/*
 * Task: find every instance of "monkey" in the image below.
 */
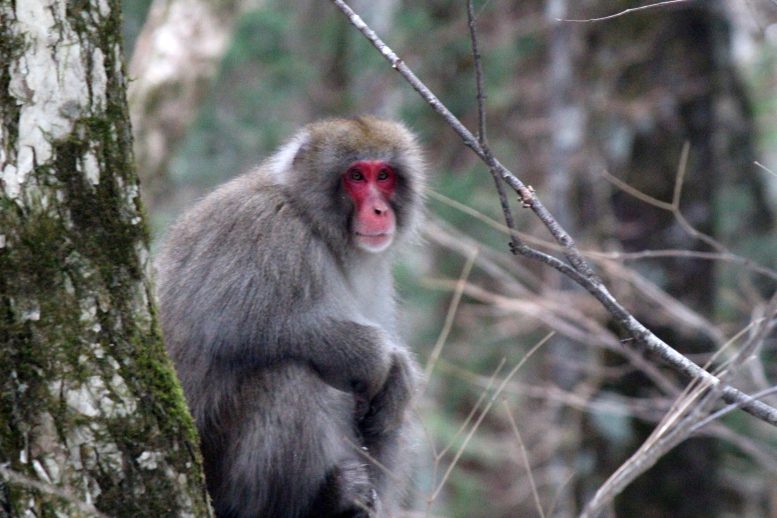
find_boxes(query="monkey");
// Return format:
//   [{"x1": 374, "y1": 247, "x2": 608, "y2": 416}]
[{"x1": 154, "y1": 116, "x2": 425, "y2": 518}]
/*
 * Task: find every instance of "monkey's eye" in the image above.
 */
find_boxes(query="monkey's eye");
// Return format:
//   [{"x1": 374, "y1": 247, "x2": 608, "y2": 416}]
[
  {"x1": 377, "y1": 169, "x2": 391, "y2": 181},
  {"x1": 348, "y1": 169, "x2": 365, "y2": 181}
]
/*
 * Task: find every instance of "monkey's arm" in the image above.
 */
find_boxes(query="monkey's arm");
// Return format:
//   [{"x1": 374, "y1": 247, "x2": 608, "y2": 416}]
[
  {"x1": 176, "y1": 274, "x2": 394, "y2": 401},
  {"x1": 265, "y1": 315, "x2": 394, "y2": 400},
  {"x1": 168, "y1": 287, "x2": 394, "y2": 403}
]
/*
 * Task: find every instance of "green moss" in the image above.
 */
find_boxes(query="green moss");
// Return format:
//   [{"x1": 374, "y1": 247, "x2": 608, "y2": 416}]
[
  {"x1": 0, "y1": 206, "x2": 85, "y2": 516},
  {"x1": 53, "y1": 136, "x2": 143, "y2": 277}
]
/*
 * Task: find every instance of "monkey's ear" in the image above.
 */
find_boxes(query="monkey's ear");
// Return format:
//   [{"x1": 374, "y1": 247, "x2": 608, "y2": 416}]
[
  {"x1": 267, "y1": 132, "x2": 311, "y2": 183},
  {"x1": 291, "y1": 140, "x2": 311, "y2": 168}
]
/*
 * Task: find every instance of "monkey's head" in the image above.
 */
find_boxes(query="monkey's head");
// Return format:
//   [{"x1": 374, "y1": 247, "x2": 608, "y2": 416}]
[{"x1": 272, "y1": 116, "x2": 425, "y2": 255}]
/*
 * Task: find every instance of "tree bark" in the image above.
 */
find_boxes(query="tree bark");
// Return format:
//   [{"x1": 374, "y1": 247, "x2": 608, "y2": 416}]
[{"x1": 0, "y1": 0, "x2": 212, "y2": 515}]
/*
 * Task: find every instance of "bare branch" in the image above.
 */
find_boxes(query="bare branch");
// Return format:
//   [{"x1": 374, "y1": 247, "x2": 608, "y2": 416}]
[
  {"x1": 429, "y1": 333, "x2": 552, "y2": 502},
  {"x1": 437, "y1": 360, "x2": 504, "y2": 463},
  {"x1": 502, "y1": 400, "x2": 546, "y2": 518},
  {"x1": 466, "y1": 0, "x2": 487, "y2": 146},
  {"x1": 602, "y1": 146, "x2": 777, "y2": 265},
  {"x1": 558, "y1": 0, "x2": 691, "y2": 23},
  {"x1": 425, "y1": 358, "x2": 506, "y2": 513},
  {"x1": 600, "y1": 169, "x2": 674, "y2": 211},
  {"x1": 329, "y1": 0, "x2": 777, "y2": 427},
  {"x1": 424, "y1": 250, "x2": 479, "y2": 382},
  {"x1": 429, "y1": 189, "x2": 777, "y2": 281},
  {"x1": 595, "y1": 249, "x2": 777, "y2": 281},
  {"x1": 691, "y1": 385, "x2": 777, "y2": 434},
  {"x1": 467, "y1": 0, "x2": 523, "y2": 259},
  {"x1": 583, "y1": 295, "x2": 777, "y2": 515},
  {"x1": 755, "y1": 160, "x2": 777, "y2": 178}
]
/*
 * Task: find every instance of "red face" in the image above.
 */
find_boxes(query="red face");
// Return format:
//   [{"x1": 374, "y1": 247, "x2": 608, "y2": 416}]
[{"x1": 342, "y1": 160, "x2": 398, "y2": 253}]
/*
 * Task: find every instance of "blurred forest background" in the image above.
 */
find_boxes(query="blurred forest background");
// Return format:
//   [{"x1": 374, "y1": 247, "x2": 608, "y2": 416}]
[{"x1": 123, "y1": 0, "x2": 777, "y2": 516}]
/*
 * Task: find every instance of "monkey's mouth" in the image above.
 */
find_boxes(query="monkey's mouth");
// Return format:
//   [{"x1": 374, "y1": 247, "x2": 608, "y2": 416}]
[{"x1": 354, "y1": 232, "x2": 394, "y2": 252}]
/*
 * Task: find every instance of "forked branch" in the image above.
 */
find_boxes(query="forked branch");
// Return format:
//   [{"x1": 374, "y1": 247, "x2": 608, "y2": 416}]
[{"x1": 329, "y1": 0, "x2": 777, "y2": 427}]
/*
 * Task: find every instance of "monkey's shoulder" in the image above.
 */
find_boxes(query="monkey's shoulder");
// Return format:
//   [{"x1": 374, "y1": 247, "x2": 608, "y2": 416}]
[
  {"x1": 162, "y1": 174, "x2": 332, "y2": 287},
  {"x1": 171, "y1": 174, "x2": 310, "y2": 241}
]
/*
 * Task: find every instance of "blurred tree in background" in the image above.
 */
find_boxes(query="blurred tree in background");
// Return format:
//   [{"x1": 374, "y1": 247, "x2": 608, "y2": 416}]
[{"x1": 125, "y1": 0, "x2": 777, "y2": 516}]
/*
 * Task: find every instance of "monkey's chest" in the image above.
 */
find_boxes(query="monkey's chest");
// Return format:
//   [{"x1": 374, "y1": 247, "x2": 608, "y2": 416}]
[{"x1": 346, "y1": 269, "x2": 396, "y2": 332}]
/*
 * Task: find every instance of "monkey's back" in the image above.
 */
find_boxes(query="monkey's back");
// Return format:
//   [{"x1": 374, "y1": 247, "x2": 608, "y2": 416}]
[
  {"x1": 154, "y1": 168, "x2": 365, "y2": 517},
  {"x1": 154, "y1": 169, "x2": 332, "y2": 414}
]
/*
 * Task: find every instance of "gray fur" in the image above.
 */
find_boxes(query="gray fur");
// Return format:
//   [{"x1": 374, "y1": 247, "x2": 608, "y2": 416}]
[{"x1": 154, "y1": 117, "x2": 424, "y2": 518}]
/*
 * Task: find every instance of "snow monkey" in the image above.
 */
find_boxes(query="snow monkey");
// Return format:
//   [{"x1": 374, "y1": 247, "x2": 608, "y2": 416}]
[{"x1": 155, "y1": 117, "x2": 425, "y2": 517}]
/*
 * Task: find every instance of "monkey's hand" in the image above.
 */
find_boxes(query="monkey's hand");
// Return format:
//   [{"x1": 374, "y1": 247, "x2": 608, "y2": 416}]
[{"x1": 358, "y1": 351, "x2": 416, "y2": 439}]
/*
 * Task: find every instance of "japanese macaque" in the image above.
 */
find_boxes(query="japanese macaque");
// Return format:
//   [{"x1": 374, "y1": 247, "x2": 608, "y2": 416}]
[{"x1": 154, "y1": 117, "x2": 425, "y2": 518}]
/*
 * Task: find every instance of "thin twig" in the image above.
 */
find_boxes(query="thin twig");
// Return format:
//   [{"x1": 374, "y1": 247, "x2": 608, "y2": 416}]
[
  {"x1": 595, "y1": 249, "x2": 777, "y2": 280},
  {"x1": 670, "y1": 141, "x2": 690, "y2": 207},
  {"x1": 466, "y1": 0, "x2": 487, "y2": 146},
  {"x1": 545, "y1": 471, "x2": 576, "y2": 518},
  {"x1": 669, "y1": 143, "x2": 727, "y2": 253},
  {"x1": 690, "y1": 385, "x2": 777, "y2": 434},
  {"x1": 424, "y1": 249, "x2": 479, "y2": 382},
  {"x1": 602, "y1": 144, "x2": 764, "y2": 258},
  {"x1": 583, "y1": 295, "x2": 777, "y2": 515},
  {"x1": 502, "y1": 399, "x2": 546, "y2": 518},
  {"x1": 600, "y1": 169, "x2": 673, "y2": 211},
  {"x1": 427, "y1": 190, "x2": 538, "y2": 249},
  {"x1": 466, "y1": 0, "x2": 524, "y2": 257},
  {"x1": 425, "y1": 358, "x2": 506, "y2": 513},
  {"x1": 429, "y1": 333, "x2": 552, "y2": 502},
  {"x1": 329, "y1": 0, "x2": 777, "y2": 427},
  {"x1": 581, "y1": 377, "x2": 717, "y2": 516},
  {"x1": 754, "y1": 160, "x2": 777, "y2": 178},
  {"x1": 717, "y1": 292, "x2": 777, "y2": 370},
  {"x1": 558, "y1": 0, "x2": 690, "y2": 23},
  {"x1": 438, "y1": 359, "x2": 505, "y2": 462},
  {"x1": 429, "y1": 189, "x2": 777, "y2": 280}
]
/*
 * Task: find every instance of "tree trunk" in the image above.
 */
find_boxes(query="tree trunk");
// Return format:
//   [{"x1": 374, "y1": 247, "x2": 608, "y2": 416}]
[{"x1": 0, "y1": 1, "x2": 212, "y2": 515}]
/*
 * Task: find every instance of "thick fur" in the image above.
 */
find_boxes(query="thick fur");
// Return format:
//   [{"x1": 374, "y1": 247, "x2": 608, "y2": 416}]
[{"x1": 155, "y1": 117, "x2": 424, "y2": 517}]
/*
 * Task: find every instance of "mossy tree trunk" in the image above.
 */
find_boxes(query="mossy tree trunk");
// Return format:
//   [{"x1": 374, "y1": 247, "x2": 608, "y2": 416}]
[{"x1": 0, "y1": 1, "x2": 212, "y2": 516}]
